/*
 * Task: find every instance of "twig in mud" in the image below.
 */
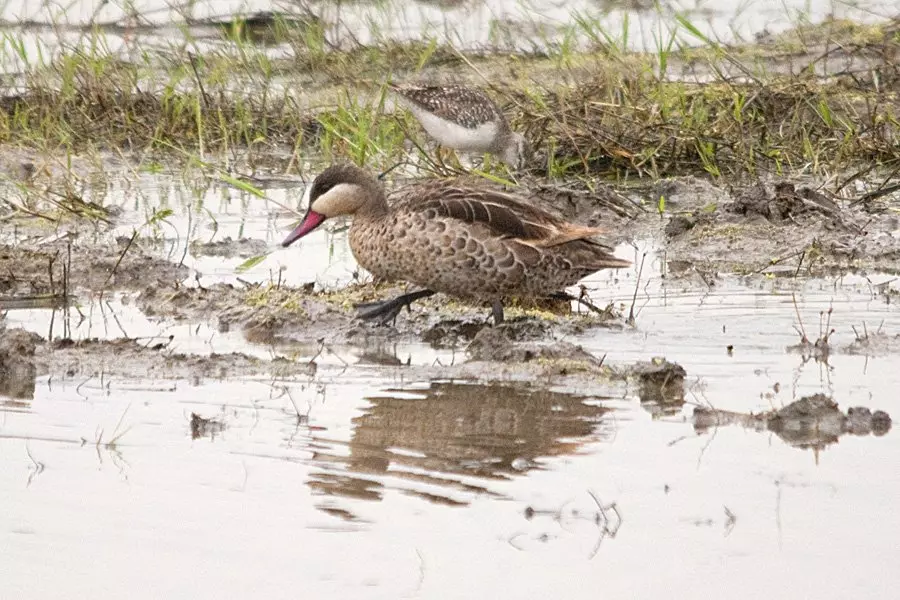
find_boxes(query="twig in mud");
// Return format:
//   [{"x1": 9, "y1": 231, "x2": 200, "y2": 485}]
[
  {"x1": 724, "y1": 506, "x2": 737, "y2": 536},
  {"x1": 834, "y1": 162, "x2": 877, "y2": 196},
  {"x1": 106, "y1": 403, "x2": 133, "y2": 448},
  {"x1": 376, "y1": 160, "x2": 407, "y2": 180},
  {"x1": 697, "y1": 421, "x2": 719, "y2": 468},
  {"x1": 414, "y1": 550, "x2": 426, "y2": 595},
  {"x1": 308, "y1": 338, "x2": 327, "y2": 363},
  {"x1": 100, "y1": 230, "x2": 137, "y2": 300},
  {"x1": 309, "y1": 338, "x2": 347, "y2": 368},
  {"x1": 65, "y1": 241, "x2": 71, "y2": 307},
  {"x1": 76, "y1": 374, "x2": 94, "y2": 399},
  {"x1": 178, "y1": 208, "x2": 191, "y2": 269},
  {"x1": 0, "y1": 195, "x2": 56, "y2": 222},
  {"x1": 791, "y1": 292, "x2": 807, "y2": 342},
  {"x1": 626, "y1": 252, "x2": 647, "y2": 326},
  {"x1": 754, "y1": 249, "x2": 805, "y2": 275},
  {"x1": 819, "y1": 305, "x2": 834, "y2": 344},
  {"x1": 849, "y1": 164, "x2": 900, "y2": 206},
  {"x1": 284, "y1": 387, "x2": 310, "y2": 423},
  {"x1": 47, "y1": 253, "x2": 56, "y2": 295},
  {"x1": 139, "y1": 334, "x2": 174, "y2": 350},
  {"x1": 793, "y1": 250, "x2": 806, "y2": 278},
  {"x1": 551, "y1": 289, "x2": 610, "y2": 318},
  {"x1": 586, "y1": 490, "x2": 622, "y2": 559},
  {"x1": 25, "y1": 441, "x2": 45, "y2": 487}
]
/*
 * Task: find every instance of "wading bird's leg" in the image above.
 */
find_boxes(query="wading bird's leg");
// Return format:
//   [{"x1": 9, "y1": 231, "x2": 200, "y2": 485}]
[
  {"x1": 547, "y1": 291, "x2": 606, "y2": 316},
  {"x1": 355, "y1": 289, "x2": 436, "y2": 326},
  {"x1": 434, "y1": 144, "x2": 449, "y2": 174},
  {"x1": 491, "y1": 299, "x2": 505, "y2": 325}
]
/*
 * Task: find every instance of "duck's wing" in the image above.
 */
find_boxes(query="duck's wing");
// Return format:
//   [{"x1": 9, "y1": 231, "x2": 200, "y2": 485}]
[
  {"x1": 399, "y1": 182, "x2": 609, "y2": 246},
  {"x1": 389, "y1": 84, "x2": 501, "y2": 128}
]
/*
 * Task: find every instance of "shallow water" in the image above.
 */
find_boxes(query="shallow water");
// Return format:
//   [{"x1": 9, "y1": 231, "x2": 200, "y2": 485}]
[{"x1": 3, "y1": 165, "x2": 900, "y2": 598}]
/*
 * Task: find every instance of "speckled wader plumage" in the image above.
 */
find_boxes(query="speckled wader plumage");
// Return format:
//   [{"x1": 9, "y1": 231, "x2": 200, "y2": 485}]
[{"x1": 389, "y1": 83, "x2": 529, "y2": 169}]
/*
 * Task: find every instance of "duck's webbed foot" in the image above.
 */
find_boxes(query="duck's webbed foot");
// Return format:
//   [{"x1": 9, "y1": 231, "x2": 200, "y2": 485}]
[{"x1": 355, "y1": 289, "x2": 436, "y2": 326}]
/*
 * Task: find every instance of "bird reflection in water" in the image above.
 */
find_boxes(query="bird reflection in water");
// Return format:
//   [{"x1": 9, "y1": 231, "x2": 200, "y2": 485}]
[{"x1": 307, "y1": 381, "x2": 614, "y2": 516}]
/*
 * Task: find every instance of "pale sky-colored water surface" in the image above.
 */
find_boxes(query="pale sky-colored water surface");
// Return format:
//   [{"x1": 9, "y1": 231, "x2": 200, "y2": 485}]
[{"x1": 2, "y1": 165, "x2": 899, "y2": 599}]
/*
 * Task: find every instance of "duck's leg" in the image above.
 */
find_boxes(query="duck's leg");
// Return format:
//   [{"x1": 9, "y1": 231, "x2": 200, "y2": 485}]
[
  {"x1": 355, "y1": 289, "x2": 436, "y2": 325},
  {"x1": 491, "y1": 299, "x2": 505, "y2": 325}
]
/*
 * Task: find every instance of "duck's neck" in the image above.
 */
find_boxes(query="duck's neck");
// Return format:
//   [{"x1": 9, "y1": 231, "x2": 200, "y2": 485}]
[{"x1": 355, "y1": 180, "x2": 390, "y2": 219}]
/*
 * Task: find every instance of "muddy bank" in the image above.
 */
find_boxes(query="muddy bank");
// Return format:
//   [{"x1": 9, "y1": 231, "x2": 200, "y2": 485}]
[
  {"x1": 0, "y1": 322, "x2": 639, "y2": 395},
  {"x1": 655, "y1": 177, "x2": 900, "y2": 276},
  {"x1": 0, "y1": 332, "x2": 318, "y2": 388},
  {"x1": 35, "y1": 337, "x2": 317, "y2": 381},
  {"x1": 135, "y1": 278, "x2": 623, "y2": 346},
  {"x1": 0, "y1": 237, "x2": 188, "y2": 298}
]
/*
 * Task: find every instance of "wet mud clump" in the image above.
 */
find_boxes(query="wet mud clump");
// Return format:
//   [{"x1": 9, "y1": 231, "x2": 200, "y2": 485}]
[
  {"x1": 844, "y1": 329, "x2": 900, "y2": 356},
  {"x1": 466, "y1": 326, "x2": 601, "y2": 369},
  {"x1": 423, "y1": 317, "x2": 554, "y2": 348},
  {"x1": 727, "y1": 182, "x2": 839, "y2": 223},
  {"x1": 0, "y1": 240, "x2": 188, "y2": 298},
  {"x1": 630, "y1": 358, "x2": 686, "y2": 414},
  {"x1": 422, "y1": 319, "x2": 490, "y2": 348},
  {"x1": 189, "y1": 237, "x2": 270, "y2": 259},
  {"x1": 657, "y1": 177, "x2": 900, "y2": 274},
  {"x1": 34, "y1": 337, "x2": 316, "y2": 380},
  {"x1": 0, "y1": 327, "x2": 42, "y2": 399},
  {"x1": 190, "y1": 412, "x2": 228, "y2": 440},
  {"x1": 693, "y1": 394, "x2": 891, "y2": 451}
]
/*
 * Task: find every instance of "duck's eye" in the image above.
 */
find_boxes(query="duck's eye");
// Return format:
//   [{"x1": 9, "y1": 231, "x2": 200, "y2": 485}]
[{"x1": 311, "y1": 181, "x2": 334, "y2": 202}]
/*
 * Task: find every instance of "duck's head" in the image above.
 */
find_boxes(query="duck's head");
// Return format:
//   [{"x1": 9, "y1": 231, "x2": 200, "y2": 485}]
[{"x1": 281, "y1": 164, "x2": 379, "y2": 247}]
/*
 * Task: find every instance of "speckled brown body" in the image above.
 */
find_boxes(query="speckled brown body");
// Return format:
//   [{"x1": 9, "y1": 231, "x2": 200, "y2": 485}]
[
  {"x1": 346, "y1": 179, "x2": 629, "y2": 302},
  {"x1": 281, "y1": 164, "x2": 630, "y2": 315}
]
